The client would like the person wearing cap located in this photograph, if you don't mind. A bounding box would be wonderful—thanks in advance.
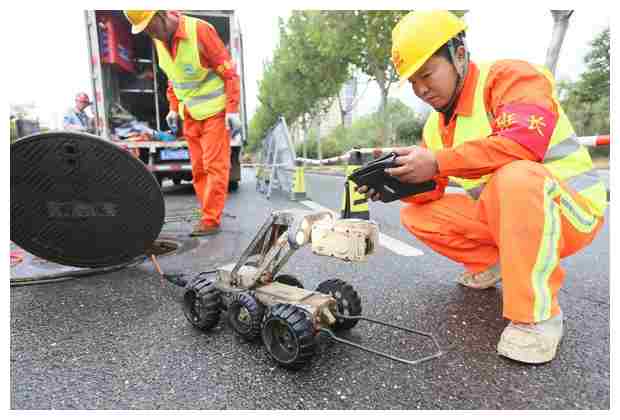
[124,10,241,237]
[63,92,95,133]
[359,10,607,363]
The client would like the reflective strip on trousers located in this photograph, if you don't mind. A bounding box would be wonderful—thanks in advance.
[184,87,226,108]
[172,72,220,90]
[531,179,561,322]
[556,185,599,233]
[466,166,602,201]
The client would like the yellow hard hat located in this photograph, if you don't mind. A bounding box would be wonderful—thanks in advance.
[392,10,467,82]
[124,10,157,34]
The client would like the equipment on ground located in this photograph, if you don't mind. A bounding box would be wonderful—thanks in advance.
[182,209,442,369]
[348,152,437,202]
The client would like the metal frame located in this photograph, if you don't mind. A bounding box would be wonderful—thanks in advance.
[84,11,110,138]
[320,315,443,366]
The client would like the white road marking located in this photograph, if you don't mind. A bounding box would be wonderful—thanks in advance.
[299,200,424,257]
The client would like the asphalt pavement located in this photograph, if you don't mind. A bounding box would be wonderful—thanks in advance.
[10,168,610,410]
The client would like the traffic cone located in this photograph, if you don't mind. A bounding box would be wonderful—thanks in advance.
[290,160,307,201]
[341,150,369,219]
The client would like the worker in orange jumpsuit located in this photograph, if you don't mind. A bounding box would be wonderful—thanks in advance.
[125,11,241,236]
[360,11,607,363]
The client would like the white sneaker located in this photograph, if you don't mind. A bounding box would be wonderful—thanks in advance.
[497,312,564,364]
[456,265,501,289]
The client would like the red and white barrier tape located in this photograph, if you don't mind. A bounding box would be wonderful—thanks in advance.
[576,135,609,147]
[295,135,610,166]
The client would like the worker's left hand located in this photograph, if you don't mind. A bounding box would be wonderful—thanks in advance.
[385,146,439,183]
[225,113,241,132]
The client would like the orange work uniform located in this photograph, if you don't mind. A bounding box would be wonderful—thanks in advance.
[165,12,240,228]
[400,60,604,323]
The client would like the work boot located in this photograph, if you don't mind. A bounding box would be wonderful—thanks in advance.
[497,312,564,364]
[456,265,501,289]
[189,223,221,237]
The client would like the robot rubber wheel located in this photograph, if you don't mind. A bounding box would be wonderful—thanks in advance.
[228,292,265,340]
[316,278,362,331]
[183,274,222,331]
[261,303,317,370]
[274,274,304,288]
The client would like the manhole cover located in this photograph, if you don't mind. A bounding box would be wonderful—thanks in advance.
[10,131,165,268]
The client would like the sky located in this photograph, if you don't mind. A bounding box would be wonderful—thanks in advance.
[5,2,612,128]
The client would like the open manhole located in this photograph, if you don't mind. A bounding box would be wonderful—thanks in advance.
[144,239,181,258]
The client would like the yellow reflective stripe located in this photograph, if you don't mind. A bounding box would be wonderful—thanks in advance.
[532,179,561,322]
[555,185,599,233]
[172,72,219,90]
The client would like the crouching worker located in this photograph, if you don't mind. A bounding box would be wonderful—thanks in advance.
[359,11,607,364]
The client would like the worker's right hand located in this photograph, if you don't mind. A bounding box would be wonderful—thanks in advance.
[356,185,382,202]
[166,111,178,132]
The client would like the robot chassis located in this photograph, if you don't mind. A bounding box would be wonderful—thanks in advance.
[182,209,442,369]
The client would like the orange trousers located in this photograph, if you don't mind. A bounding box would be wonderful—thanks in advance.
[183,113,231,227]
[401,160,603,323]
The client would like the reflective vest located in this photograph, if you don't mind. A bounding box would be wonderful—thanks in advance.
[423,62,608,217]
[154,16,226,121]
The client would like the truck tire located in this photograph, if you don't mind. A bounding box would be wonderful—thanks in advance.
[229,146,241,192]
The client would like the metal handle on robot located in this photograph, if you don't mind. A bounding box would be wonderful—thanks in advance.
[319,314,443,366]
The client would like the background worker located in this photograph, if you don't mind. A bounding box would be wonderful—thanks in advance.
[360,11,607,364]
[124,10,241,237]
[63,92,95,133]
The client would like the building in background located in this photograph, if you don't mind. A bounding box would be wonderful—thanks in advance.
[289,75,368,148]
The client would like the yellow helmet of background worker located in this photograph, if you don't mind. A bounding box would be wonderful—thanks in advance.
[124,10,157,34]
[391,10,467,82]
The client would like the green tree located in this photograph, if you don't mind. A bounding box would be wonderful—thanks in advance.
[557,28,609,138]
[557,27,609,161]
[250,11,351,155]
[580,28,610,103]
[321,11,407,145]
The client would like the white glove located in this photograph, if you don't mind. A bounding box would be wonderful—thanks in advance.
[166,110,178,132]
[225,112,241,132]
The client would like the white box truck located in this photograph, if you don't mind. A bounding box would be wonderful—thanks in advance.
[84,10,248,190]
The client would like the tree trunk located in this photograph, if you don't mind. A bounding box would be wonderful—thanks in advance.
[302,115,308,160]
[337,92,347,127]
[545,10,573,76]
[374,70,390,146]
[316,117,322,162]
